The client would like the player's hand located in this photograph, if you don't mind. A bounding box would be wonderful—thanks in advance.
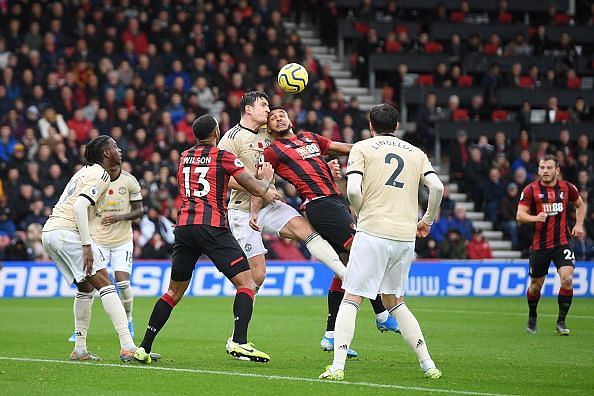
[249,212,261,232]
[82,245,94,276]
[572,224,585,240]
[258,162,274,181]
[416,220,431,238]
[101,215,119,225]
[328,159,341,180]
[263,189,281,205]
[534,212,548,222]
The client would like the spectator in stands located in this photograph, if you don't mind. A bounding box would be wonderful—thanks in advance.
[141,233,171,259]
[477,134,495,164]
[493,131,512,161]
[505,62,523,88]
[467,227,493,259]
[440,184,456,218]
[417,92,438,153]
[482,63,503,107]
[540,68,558,89]
[416,237,440,259]
[512,148,536,181]
[545,96,561,123]
[499,182,520,249]
[449,129,470,183]
[439,229,467,259]
[26,223,49,261]
[575,134,593,162]
[464,146,489,211]
[38,107,69,138]
[468,94,488,121]
[504,32,531,56]
[444,33,465,60]
[0,124,17,162]
[434,62,451,87]
[569,97,591,122]
[449,205,475,241]
[482,168,507,226]
[576,151,593,174]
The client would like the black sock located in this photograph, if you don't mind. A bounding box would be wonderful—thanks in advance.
[557,288,573,323]
[326,290,344,332]
[369,294,386,314]
[527,289,540,318]
[232,288,254,344]
[140,295,175,353]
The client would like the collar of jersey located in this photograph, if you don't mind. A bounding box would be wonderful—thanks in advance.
[239,122,258,134]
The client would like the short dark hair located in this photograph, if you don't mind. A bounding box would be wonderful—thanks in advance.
[369,103,399,135]
[267,105,287,117]
[540,154,559,167]
[192,114,218,140]
[240,91,269,115]
[83,135,111,165]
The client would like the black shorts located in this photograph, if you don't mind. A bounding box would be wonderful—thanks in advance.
[305,195,355,254]
[529,245,575,278]
[172,224,250,281]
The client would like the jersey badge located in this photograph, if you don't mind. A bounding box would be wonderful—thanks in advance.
[119,187,127,195]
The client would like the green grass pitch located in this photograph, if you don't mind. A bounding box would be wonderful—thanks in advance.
[1,296,593,395]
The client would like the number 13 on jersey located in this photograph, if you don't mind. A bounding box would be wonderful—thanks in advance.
[182,166,211,197]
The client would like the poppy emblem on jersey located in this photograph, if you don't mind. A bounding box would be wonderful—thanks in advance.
[108,189,114,195]
[119,187,127,195]
[258,142,263,149]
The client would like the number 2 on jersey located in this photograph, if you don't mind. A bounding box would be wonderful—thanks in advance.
[384,153,405,188]
[182,166,210,197]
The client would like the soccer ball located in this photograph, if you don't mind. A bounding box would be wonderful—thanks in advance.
[277,63,309,94]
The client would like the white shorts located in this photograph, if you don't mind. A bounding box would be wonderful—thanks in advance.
[96,241,134,274]
[228,201,300,259]
[343,231,415,299]
[42,230,106,284]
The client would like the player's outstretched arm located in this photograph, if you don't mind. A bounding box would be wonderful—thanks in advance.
[228,176,248,192]
[346,172,363,214]
[102,201,144,225]
[516,205,547,224]
[235,163,275,198]
[328,141,353,155]
[418,172,444,238]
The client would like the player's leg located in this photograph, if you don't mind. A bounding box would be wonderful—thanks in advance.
[228,208,268,289]
[379,240,441,379]
[70,280,99,360]
[111,241,135,336]
[135,226,198,362]
[526,249,549,334]
[553,247,576,335]
[204,226,269,362]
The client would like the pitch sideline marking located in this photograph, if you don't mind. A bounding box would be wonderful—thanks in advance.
[0,356,514,396]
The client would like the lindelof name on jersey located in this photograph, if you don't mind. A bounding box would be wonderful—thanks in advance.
[542,202,564,216]
[183,156,212,165]
[370,139,414,151]
[295,143,321,160]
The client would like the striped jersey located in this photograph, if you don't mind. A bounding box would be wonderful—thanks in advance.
[518,179,580,250]
[264,132,340,202]
[176,144,246,228]
[43,164,111,234]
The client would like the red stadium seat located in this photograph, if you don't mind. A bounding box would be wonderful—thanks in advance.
[449,11,465,23]
[453,109,470,121]
[483,43,499,55]
[555,111,570,122]
[457,76,473,87]
[385,40,402,53]
[554,14,571,25]
[418,74,434,86]
[567,77,582,89]
[394,25,409,34]
[354,22,370,34]
[492,110,509,122]
[497,13,513,24]
[425,42,443,54]
[518,76,534,89]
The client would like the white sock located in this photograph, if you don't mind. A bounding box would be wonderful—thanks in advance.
[304,233,346,280]
[74,291,94,352]
[390,302,433,368]
[324,331,334,338]
[331,299,359,371]
[116,280,134,322]
[99,285,135,349]
[376,310,389,323]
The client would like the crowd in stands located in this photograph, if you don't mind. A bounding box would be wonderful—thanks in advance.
[0,1,593,262]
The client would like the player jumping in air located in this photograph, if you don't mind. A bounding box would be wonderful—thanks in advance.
[134,114,275,363]
[516,154,586,335]
[319,104,444,380]
[42,136,138,361]
[259,106,400,358]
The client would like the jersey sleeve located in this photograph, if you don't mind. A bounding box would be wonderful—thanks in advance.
[128,175,142,202]
[221,150,246,177]
[346,143,365,176]
[419,153,436,184]
[518,184,533,208]
[263,146,280,168]
[79,167,110,205]
[568,182,580,203]
[313,133,332,155]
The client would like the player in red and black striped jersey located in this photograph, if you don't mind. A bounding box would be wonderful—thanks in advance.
[517,154,586,335]
[259,106,400,357]
[134,115,275,363]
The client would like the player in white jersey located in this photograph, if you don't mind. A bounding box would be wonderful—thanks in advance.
[320,104,444,381]
[218,91,348,354]
[67,166,143,341]
[42,136,138,362]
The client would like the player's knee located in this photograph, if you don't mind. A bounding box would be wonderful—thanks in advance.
[560,276,573,289]
[251,268,265,287]
[76,281,94,293]
[281,217,313,241]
